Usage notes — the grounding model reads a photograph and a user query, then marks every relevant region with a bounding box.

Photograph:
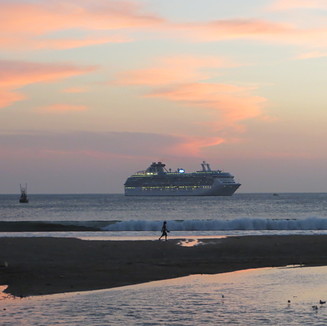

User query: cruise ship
[124,161,241,196]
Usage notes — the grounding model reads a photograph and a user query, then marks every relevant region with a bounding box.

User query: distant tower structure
[19,184,29,203]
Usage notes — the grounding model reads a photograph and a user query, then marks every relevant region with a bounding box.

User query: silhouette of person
[159,221,169,241]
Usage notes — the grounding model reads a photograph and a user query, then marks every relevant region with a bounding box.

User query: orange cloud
[0,90,25,109]
[124,15,307,46]
[34,36,128,50]
[269,0,327,11]
[63,87,89,93]
[147,83,265,130]
[169,136,225,157]
[0,60,96,108]
[264,1,327,50]
[115,55,266,154]
[0,130,202,160]
[195,19,294,40]
[296,51,327,59]
[115,56,236,86]
[36,104,88,113]
[117,56,265,129]
[0,33,130,51]
[166,18,327,49]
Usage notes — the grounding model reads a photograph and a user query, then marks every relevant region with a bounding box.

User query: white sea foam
[102,217,327,231]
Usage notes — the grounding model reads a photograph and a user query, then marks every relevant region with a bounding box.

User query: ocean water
[1,193,327,237]
[0,193,327,237]
[1,193,327,325]
[1,266,327,325]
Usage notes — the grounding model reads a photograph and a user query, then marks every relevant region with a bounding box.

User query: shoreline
[1,235,327,297]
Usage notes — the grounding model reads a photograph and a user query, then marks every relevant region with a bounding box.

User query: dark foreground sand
[1,235,327,297]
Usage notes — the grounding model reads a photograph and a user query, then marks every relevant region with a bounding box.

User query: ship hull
[125,179,240,196]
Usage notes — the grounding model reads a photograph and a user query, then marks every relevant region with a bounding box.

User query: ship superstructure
[124,161,241,196]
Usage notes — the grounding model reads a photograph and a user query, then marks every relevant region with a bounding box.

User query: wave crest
[102,217,327,231]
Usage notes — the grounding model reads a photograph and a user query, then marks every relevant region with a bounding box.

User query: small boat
[19,184,29,203]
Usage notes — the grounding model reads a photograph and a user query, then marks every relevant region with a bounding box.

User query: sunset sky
[1,0,327,194]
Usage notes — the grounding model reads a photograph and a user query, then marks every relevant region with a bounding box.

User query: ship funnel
[201,161,207,172]
[206,163,211,171]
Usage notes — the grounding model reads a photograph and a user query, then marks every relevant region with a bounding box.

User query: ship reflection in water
[124,161,241,196]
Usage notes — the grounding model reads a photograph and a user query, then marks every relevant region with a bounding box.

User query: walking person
[159,221,169,241]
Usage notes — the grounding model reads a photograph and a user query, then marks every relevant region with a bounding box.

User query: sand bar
[1,235,327,297]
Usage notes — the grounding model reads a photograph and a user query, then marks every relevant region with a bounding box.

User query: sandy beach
[1,235,327,297]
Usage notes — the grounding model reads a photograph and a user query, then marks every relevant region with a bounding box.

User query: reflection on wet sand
[178,239,202,247]
[0,286,16,301]
[1,235,327,297]
[1,266,327,325]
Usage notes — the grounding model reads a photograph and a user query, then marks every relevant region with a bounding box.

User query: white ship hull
[125,178,240,196]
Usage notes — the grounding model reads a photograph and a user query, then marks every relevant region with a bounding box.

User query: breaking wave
[1,217,327,232]
[102,217,327,231]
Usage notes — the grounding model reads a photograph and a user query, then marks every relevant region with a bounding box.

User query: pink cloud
[0,60,96,108]
[0,1,163,33]
[264,151,311,159]
[1,1,326,51]
[36,104,88,113]
[0,60,95,88]
[34,36,129,50]
[0,33,130,51]
[0,0,163,49]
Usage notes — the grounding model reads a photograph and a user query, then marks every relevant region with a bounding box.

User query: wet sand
[1,235,327,297]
